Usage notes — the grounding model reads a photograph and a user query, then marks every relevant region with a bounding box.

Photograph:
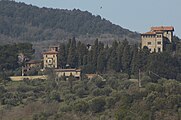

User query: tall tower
[43,46,59,69]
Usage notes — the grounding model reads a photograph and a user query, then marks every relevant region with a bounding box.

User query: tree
[122,44,131,75]
[97,50,106,73]
[88,97,106,113]
[58,43,67,68]
[67,38,78,68]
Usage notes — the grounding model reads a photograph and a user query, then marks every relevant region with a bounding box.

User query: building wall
[141,34,163,53]
[163,31,173,42]
[43,54,58,69]
[26,62,42,70]
[56,71,81,78]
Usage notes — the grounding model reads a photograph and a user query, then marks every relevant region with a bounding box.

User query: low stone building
[55,68,81,79]
[25,60,42,71]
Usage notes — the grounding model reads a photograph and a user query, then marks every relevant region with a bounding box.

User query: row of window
[44,65,56,68]
[45,55,56,57]
[142,34,162,38]
[149,47,161,52]
[147,41,161,45]
[45,60,56,63]
[142,35,155,38]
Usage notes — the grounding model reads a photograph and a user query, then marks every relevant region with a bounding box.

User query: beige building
[55,69,81,79]
[141,26,174,53]
[43,46,59,69]
[25,60,42,71]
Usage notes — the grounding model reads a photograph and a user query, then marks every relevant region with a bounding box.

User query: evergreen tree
[122,44,131,75]
[67,38,78,68]
[131,44,139,75]
[92,39,99,71]
[97,50,106,73]
[58,43,67,68]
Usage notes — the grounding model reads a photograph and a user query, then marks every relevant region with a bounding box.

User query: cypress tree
[58,43,67,68]
[97,50,106,73]
[122,44,131,75]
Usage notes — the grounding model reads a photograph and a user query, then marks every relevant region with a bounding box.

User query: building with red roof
[141,26,174,53]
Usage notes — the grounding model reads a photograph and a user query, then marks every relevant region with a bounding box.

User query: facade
[55,69,81,79]
[43,46,59,69]
[43,51,58,69]
[43,45,81,80]
[25,60,42,71]
[141,26,174,53]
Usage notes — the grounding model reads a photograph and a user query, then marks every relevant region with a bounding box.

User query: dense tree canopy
[57,38,181,80]
[0,1,139,43]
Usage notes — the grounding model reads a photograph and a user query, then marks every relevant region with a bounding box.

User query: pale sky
[15,0,181,37]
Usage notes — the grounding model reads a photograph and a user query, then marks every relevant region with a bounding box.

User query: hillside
[0,73,181,120]
[0,1,140,44]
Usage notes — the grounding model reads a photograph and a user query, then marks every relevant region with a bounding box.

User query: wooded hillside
[0,1,139,44]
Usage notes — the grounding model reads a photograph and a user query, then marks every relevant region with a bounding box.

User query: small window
[148,42,151,45]
[157,35,161,38]
[157,41,161,44]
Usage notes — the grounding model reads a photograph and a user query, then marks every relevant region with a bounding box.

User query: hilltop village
[1,26,181,119]
[11,26,177,80]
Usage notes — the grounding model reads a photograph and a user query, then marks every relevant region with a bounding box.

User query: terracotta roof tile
[26,60,41,64]
[55,69,81,72]
[151,26,174,31]
[141,31,156,35]
[43,51,58,54]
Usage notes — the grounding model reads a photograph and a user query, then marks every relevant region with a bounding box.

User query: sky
[15,0,181,37]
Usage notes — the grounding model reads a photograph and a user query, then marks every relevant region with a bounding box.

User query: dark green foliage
[147,52,180,79]
[88,97,106,113]
[0,43,34,73]
[0,1,139,43]
[0,73,181,120]
[73,100,89,113]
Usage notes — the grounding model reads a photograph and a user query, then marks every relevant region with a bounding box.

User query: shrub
[88,97,106,113]
[73,100,89,113]
[59,103,72,112]
[106,97,116,108]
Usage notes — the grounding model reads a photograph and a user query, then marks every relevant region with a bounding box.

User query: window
[157,41,161,44]
[157,35,161,38]
[148,42,151,45]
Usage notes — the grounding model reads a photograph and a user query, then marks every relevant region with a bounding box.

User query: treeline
[59,37,181,80]
[0,1,139,42]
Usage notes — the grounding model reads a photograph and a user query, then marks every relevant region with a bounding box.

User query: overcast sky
[15,0,181,37]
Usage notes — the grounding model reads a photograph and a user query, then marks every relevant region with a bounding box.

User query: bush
[106,97,116,108]
[141,75,152,86]
[73,100,89,113]
[93,77,105,88]
[59,103,72,112]
[1,92,23,106]
[92,87,112,96]
[88,97,106,113]
[75,88,86,98]
[47,90,61,102]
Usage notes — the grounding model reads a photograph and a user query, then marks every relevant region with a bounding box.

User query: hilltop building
[43,46,59,69]
[25,60,42,71]
[141,26,174,53]
[42,45,82,79]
